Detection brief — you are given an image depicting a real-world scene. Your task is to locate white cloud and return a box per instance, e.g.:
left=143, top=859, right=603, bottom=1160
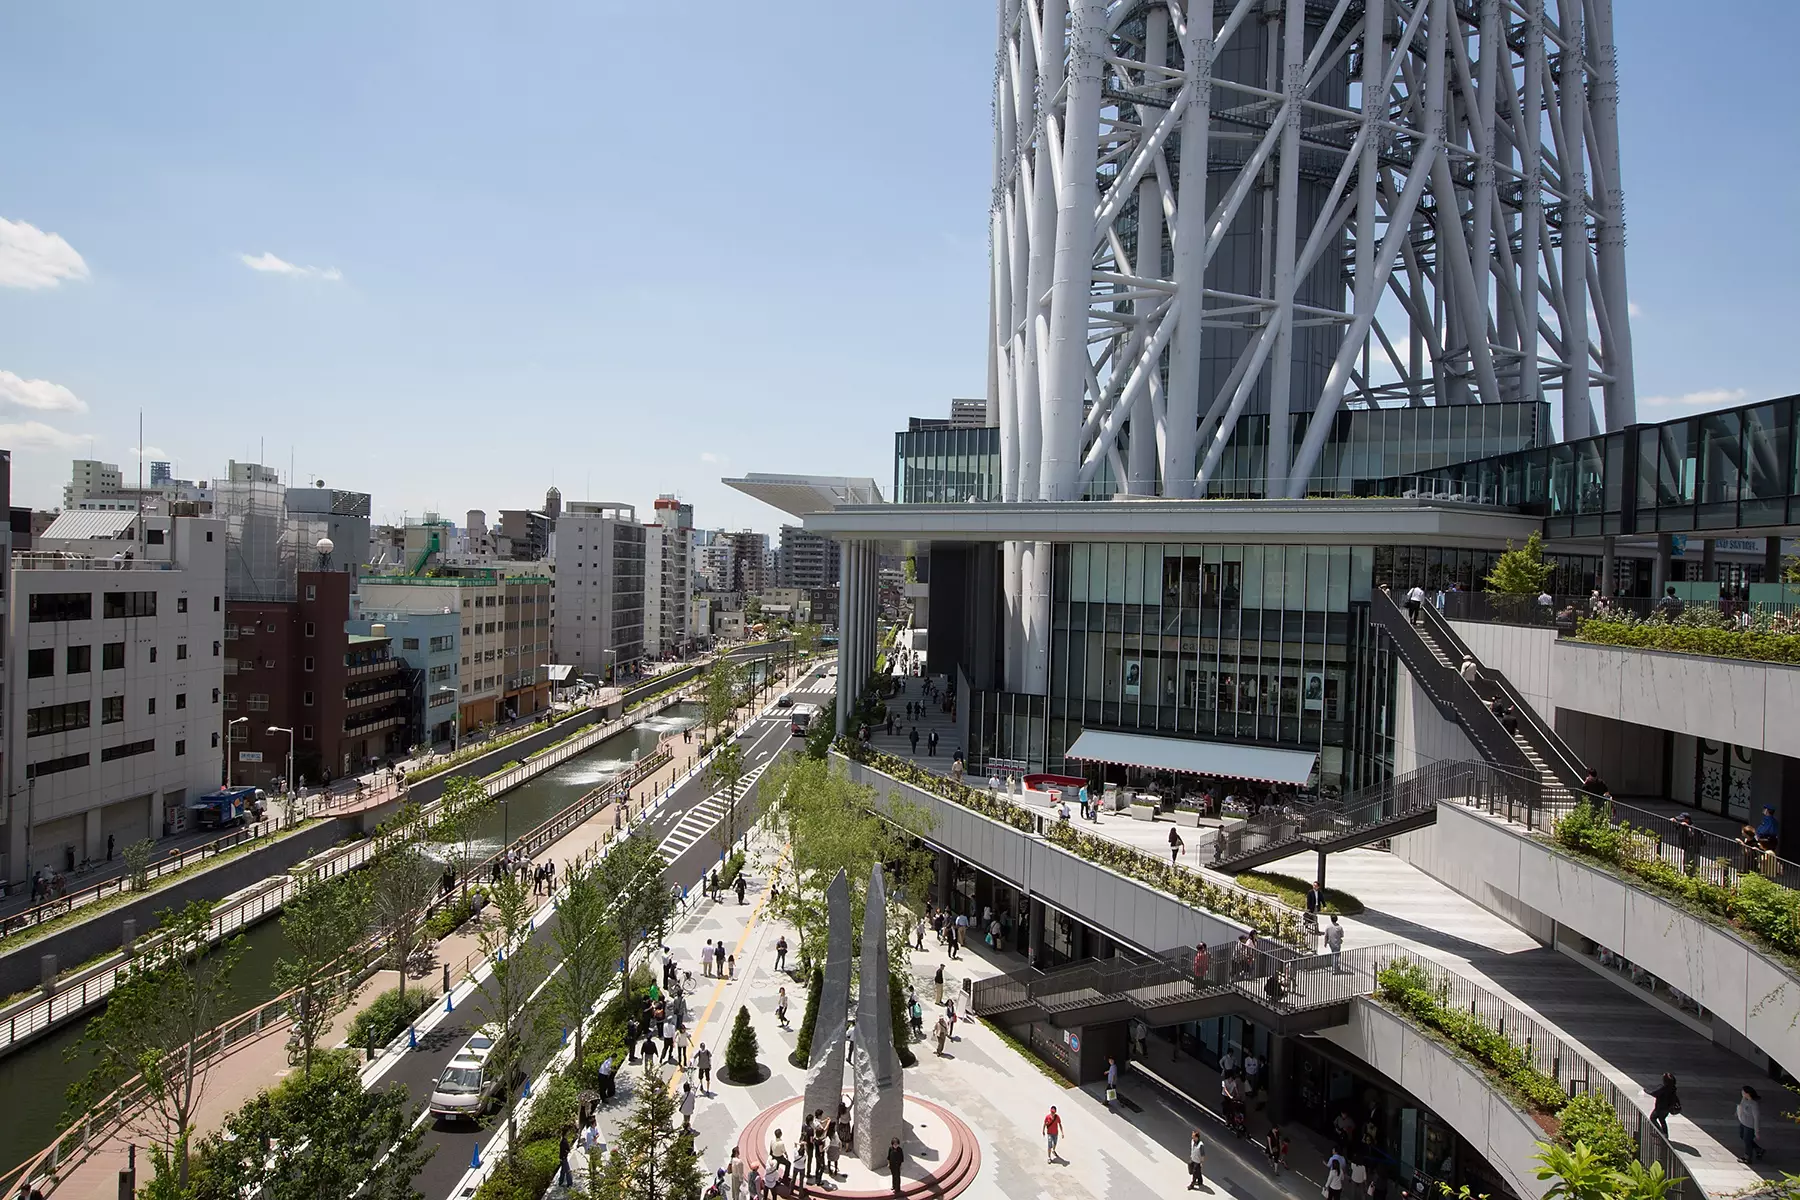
left=130, top=444, right=167, bottom=459
left=0, top=369, right=87, bottom=414
left=1627, top=301, right=1643, bottom=319
left=699, top=451, right=726, bottom=464
left=238, top=251, right=343, bottom=282
left=0, top=217, right=89, bottom=289
left=0, top=420, right=85, bottom=450
left=1641, top=387, right=1747, bottom=413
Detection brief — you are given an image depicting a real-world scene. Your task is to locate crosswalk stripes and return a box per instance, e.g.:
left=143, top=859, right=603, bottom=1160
left=657, top=762, right=771, bottom=860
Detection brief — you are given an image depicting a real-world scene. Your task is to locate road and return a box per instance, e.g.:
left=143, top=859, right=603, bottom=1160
left=390, top=667, right=836, bottom=1200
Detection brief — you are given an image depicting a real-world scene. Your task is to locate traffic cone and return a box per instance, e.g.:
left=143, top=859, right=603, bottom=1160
left=471, top=1143, right=482, bottom=1170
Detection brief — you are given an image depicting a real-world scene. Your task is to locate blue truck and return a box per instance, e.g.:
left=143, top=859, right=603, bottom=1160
left=188, top=786, right=267, bottom=831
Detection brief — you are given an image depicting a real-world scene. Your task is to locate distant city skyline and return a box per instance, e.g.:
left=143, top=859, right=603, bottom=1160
left=0, top=1, right=1792, bottom=527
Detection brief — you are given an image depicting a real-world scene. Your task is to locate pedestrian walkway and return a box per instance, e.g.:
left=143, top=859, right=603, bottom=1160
left=861, top=673, right=1785, bottom=1191
left=551, top=827, right=1313, bottom=1200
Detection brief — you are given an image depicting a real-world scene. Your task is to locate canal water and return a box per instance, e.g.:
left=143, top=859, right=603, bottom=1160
left=0, top=700, right=701, bottom=1179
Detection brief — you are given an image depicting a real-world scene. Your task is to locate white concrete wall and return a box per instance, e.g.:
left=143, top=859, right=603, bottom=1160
left=1448, top=620, right=1559, bottom=724
left=1389, top=815, right=1557, bottom=945
left=1552, top=639, right=1800, bottom=758
left=1322, top=1001, right=1551, bottom=1200
left=1392, top=665, right=1481, bottom=774
left=1411, top=801, right=1800, bottom=1079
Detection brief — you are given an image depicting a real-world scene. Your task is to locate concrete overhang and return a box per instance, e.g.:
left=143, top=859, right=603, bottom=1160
left=801, top=498, right=1543, bottom=550
left=721, top=474, right=885, bottom=521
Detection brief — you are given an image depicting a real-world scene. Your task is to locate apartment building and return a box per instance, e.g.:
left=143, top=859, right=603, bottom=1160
left=551, top=503, right=644, bottom=680
left=777, top=524, right=840, bottom=591
left=348, top=608, right=460, bottom=746
left=4, top=510, right=225, bottom=880
left=642, top=495, right=693, bottom=659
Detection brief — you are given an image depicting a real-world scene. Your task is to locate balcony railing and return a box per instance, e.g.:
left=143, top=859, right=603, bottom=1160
left=343, top=712, right=402, bottom=736
left=12, top=552, right=173, bottom=572
left=345, top=687, right=406, bottom=710
left=345, top=658, right=401, bottom=678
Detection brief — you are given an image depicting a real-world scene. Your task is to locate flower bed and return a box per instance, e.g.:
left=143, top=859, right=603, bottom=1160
left=837, top=739, right=1036, bottom=832
left=1578, top=612, right=1800, bottom=665
left=1376, top=959, right=1567, bottom=1114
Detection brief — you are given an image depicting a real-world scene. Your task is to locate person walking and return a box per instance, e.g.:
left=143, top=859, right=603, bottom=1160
left=1325, top=914, right=1346, bottom=973
left=558, top=1128, right=573, bottom=1187
left=727, top=1147, right=747, bottom=1200
left=1648, top=1073, right=1679, bottom=1134
left=1265, top=1125, right=1286, bottom=1176
left=887, top=1137, right=905, bottom=1193
left=1459, top=656, right=1480, bottom=685
left=1042, top=1105, right=1064, bottom=1163
left=1405, top=584, right=1425, bottom=624
left=928, top=729, right=938, bottom=756
left=676, top=1024, right=692, bottom=1068
left=679, top=1081, right=696, bottom=1131
left=1325, top=1150, right=1347, bottom=1200
left=775, top=936, right=789, bottom=973
left=715, top=940, right=727, bottom=977
left=1168, top=826, right=1185, bottom=862
left=695, top=1043, right=713, bottom=1093
left=735, top=873, right=747, bottom=905
left=1104, top=1056, right=1119, bottom=1112
left=909, top=726, right=920, bottom=755
left=703, top=939, right=715, bottom=977
left=1187, top=1131, right=1206, bottom=1190
left=1738, top=1085, right=1765, bottom=1163
left=1191, top=942, right=1211, bottom=989
left=1304, top=879, right=1324, bottom=938
left=776, top=986, right=791, bottom=1029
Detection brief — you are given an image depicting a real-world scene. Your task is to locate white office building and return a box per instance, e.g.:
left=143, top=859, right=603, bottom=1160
left=550, top=502, right=644, bottom=680
left=5, top=510, right=227, bottom=881
left=642, top=495, right=693, bottom=659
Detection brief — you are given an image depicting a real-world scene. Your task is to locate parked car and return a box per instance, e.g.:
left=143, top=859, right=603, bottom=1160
left=775, top=693, right=793, bottom=708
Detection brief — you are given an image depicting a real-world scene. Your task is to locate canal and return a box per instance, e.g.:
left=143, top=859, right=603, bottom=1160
left=0, top=700, right=702, bottom=1178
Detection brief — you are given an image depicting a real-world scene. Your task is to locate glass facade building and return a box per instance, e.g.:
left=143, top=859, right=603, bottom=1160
left=894, top=425, right=1001, bottom=504
left=967, top=542, right=1401, bottom=792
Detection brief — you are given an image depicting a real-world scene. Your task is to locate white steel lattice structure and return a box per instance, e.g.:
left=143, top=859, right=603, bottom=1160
left=986, top=0, right=1635, bottom=691
left=988, top=0, right=1636, bottom=502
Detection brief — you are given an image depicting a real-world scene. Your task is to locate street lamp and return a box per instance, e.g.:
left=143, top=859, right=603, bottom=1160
left=225, top=717, right=248, bottom=788
left=267, top=726, right=295, bottom=800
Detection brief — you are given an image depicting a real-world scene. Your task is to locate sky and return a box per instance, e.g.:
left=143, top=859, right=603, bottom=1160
left=0, top=1, right=1792, bottom=535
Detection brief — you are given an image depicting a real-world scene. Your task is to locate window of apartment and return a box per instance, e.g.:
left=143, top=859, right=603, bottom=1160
left=66, top=645, right=91, bottom=675
left=176, top=643, right=188, bottom=661
left=102, top=642, right=125, bottom=670
left=430, top=635, right=453, bottom=652
left=211, top=732, right=219, bottom=748
left=305, top=622, right=315, bottom=637
left=149, top=646, right=158, bottom=663
left=303, top=656, right=315, bottom=672
left=176, top=597, right=188, bottom=613
left=303, top=691, right=314, bottom=707
left=463, top=626, right=471, bottom=637
left=302, top=724, right=315, bottom=740
left=147, top=697, right=156, bottom=715
left=305, top=585, right=316, bottom=601
left=213, top=596, right=220, bottom=611
left=27, top=752, right=89, bottom=779
left=27, top=648, right=53, bottom=678
left=175, top=740, right=186, bottom=757
left=27, top=701, right=90, bottom=737
left=211, top=687, right=220, bottom=703
left=101, top=739, right=155, bottom=763
left=29, top=592, right=92, bottom=623
left=206, top=531, right=214, bottom=542
left=212, top=640, right=221, bottom=656
left=175, top=693, right=187, bottom=710
left=402, top=637, right=419, bottom=650
left=101, top=696, right=123, bottom=724
left=248, top=694, right=270, bottom=711
left=223, top=625, right=238, bottom=640
left=462, top=656, right=470, bottom=665
left=103, top=591, right=156, bottom=619
left=147, top=528, right=165, bottom=545
left=222, top=693, right=237, bottom=710
left=461, top=683, right=469, bottom=694
left=462, top=598, right=472, bottom=609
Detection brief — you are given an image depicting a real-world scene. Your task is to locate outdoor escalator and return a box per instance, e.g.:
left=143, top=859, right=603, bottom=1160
left=972, top=939, right=1361, bottom=1036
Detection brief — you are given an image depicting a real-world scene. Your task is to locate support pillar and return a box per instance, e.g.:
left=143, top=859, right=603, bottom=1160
left=1264, top=1034, right=1290, bottom=1124
left=1601, top=536, right=1616, bottom=598
left=1652, top=533, right=1672, bottom=598
left=1767, top=537, right=1784, bottom=584
left=1701, top=539, right=1716, bottom=585
left=1027, top=895, right=1046, bottom=967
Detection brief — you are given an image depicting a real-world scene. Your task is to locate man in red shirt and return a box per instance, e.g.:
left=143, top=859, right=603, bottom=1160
left=1042, top=1105, right=1064, bottom=1163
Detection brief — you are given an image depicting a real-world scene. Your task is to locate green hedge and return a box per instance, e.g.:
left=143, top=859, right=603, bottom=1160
left=718, top=850, right=747, bottom=889
left=1376, top=959, right=1567, bottom=1114
left=1555, top=1091, right=1635, bottom=1169
left=838, top=739, right=1036, bottom=832
left=1553, top=801, right=1800, bottom=961
left=473, top=1137, right=561, bottom=1200
left=424, top=888, right=487, bottom=941
left=346, top=986, right=433, bottom=1052
left=1578, top=617, right=1800, bottom=665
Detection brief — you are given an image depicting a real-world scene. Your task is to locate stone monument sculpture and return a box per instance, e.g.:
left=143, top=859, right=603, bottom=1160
left=852, top=863, right=903, bottom=1168
left=803, top=868, right=851, bottom=1119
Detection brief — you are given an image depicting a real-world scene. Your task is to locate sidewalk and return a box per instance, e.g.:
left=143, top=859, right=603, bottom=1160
left=551, top=826, right=1311, bottom=1200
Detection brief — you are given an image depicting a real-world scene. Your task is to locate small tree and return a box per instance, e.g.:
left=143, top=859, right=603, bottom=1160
left=549, top=860, right=619, bottom=1063
left=703, top=658, right=741, bottom=742
left=475, top=870, right=547, bottom=1161
left=724, top=1005, right=760, bottom=1082
left=69, top=900, right=246, bottom=1189
left=274, top=871, right=370, bottom=1078
left=594, top=1065, right=702, bottom=1200
left=790, top=966, right=825, bottom=1067
left=707, top=740, right=746, bottom=856
left=123, top=837, right=156, bottom=893
left=889, top=966, right=917, bottom=1068
left=368, top=843, right=438, bottom=1005
left=432, top=773, right=491, bottom=903
left=177, top=1052, right=433, bottom=1199
left=1486, top=531, right=1556, bottom=595
left=594, top=833, right=678, bottom=997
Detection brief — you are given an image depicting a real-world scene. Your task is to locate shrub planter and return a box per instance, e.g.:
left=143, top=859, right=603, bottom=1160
left=1129, top=802, right=1158, bottom=822
left=1170, top=806, right=1203, bottom=828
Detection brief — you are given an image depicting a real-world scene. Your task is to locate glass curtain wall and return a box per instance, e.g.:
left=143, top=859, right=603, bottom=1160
left=894, top=426, right=1001, bottom=504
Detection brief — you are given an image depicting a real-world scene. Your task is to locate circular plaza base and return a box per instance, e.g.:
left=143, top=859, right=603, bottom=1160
left=735, top=1094, right=980, bottom=1200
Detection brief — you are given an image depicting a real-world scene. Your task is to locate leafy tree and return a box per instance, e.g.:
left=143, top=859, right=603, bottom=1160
left=475, top=870, right=549, bottom=1160
left=593, top=1065, right=702, bottom=1200
left=592, top=832, right=677, bottom=996
left=274, top=871, right=370, bottom=1078
left=432, top=773, right=491, bottom=903
left=888, top=966, right=917, bottom=1068
left=790, top=966, right=825, bottom=1067
left=707, top=740, right=747, bottom=857
left=702, top=657, right=741, bottom=742
left=549, top=860, right=620, bottom=1063
left=1533, top=1141, right=1634, bottom=1200
left=68, top=900, right=246, bottom=1189
left=123, top=837, right=156, bottom=892
left=1485, top=531, right=1555, bottom=595
left=724, top=1005, right=760, bottom=1081
left=175, top=1053, right=433, bottom=1200
left=369, top=842, right=439, bottom=1005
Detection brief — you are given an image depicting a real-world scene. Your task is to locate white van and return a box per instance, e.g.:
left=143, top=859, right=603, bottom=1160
left=429, top=1024, right=514, bottom=1123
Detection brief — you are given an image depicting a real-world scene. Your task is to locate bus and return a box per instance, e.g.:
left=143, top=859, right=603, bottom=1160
left=789, top=703, right=820, bottom=737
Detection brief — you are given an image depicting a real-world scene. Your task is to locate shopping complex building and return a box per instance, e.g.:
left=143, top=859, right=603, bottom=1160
left=725, top=1, right=1800, bottom=1195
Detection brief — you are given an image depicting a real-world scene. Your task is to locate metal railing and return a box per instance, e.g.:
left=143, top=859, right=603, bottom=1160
left=13, top=553, right=174, bottom=572
left=1553, top=795, right=1800, bottom=895
left=1374, top=946, right=1687, bottom=1197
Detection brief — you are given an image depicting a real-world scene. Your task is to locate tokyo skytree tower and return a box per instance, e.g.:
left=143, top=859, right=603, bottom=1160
left=987, top=0, right=1637, bottom=502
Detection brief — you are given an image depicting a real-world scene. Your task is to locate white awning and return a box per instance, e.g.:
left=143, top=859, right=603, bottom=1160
left=1064, top=730, right=1318, bottom=786
left=546, top=664, right=574, bottom=682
